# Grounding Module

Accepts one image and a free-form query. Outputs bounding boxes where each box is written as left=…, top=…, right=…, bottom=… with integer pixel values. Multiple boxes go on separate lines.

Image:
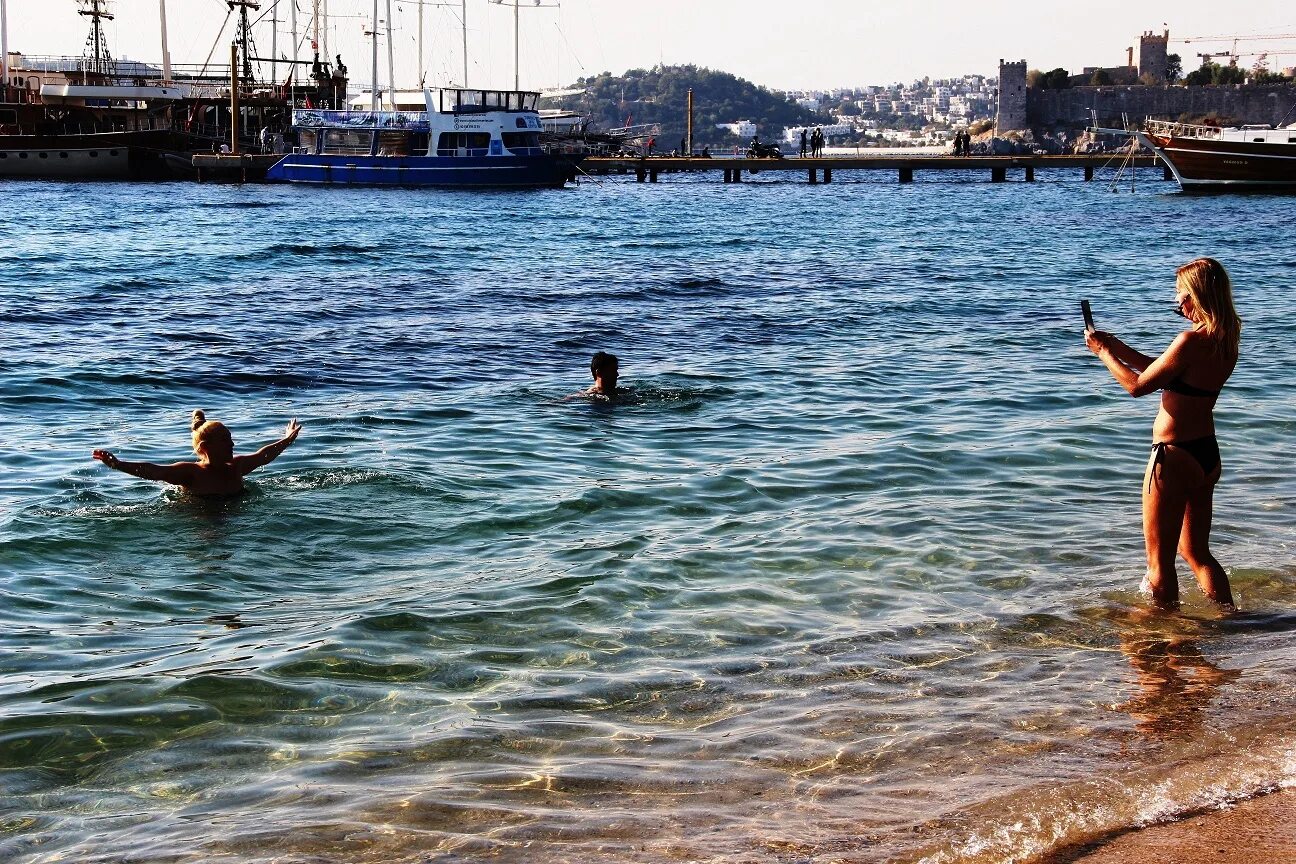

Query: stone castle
left=995, top=29, right=1296, bottom=134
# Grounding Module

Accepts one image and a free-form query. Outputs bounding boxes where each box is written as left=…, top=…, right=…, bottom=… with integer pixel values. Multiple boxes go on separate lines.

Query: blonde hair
left=1177, top=257, right=1241, bottom=357
left=190, top=410, right=234, bottom=462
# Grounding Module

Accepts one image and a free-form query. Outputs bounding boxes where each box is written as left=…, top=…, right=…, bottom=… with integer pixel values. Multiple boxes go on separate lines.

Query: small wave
left=227, top=242, right=376, bottom=262
left=199, top=201, right=284, bottom=210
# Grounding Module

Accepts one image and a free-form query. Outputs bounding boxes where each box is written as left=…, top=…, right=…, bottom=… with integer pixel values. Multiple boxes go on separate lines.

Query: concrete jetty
left=583, top=154, right=1168, bottom=185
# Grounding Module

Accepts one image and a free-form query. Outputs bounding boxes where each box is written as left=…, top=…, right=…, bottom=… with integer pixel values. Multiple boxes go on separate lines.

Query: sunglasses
left=1172, top=296, right=1189, bottom=318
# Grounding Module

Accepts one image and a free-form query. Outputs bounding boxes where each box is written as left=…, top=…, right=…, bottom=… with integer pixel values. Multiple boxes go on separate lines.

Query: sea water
left=2, top=170, right=1295, bottom=864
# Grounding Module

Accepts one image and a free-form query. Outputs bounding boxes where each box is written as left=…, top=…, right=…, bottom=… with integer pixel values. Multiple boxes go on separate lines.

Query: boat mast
left=289, top=0, right=297, bottom=104
left=226, top=0, right=260, bottom=83
left=321, top=0, right=329, bottom=67
left=1, top=0, right=9, bottom=101
left=158, top=0, right=172, bottom=84
left=370, top=0, right=378, bottom=110
left=385, top=0, right=395, bottom=108
left=492, top=0, right=558, bottom=91
left=77, top=0, right=115, bottom=78
left=268, top=0, right=276, bottom=87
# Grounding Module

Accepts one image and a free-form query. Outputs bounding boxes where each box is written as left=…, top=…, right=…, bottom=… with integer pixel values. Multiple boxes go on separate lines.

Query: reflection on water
left=1115, top=611, right=1243, bottom=740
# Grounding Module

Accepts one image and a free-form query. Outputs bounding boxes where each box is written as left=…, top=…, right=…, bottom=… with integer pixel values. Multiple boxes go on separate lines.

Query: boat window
left=455, top=90, right=485, bottom=112
left=299, top=129, right=318, bottom=152
left=19, top=152, right=27, bottom=158
left=521, top=93, right=538, bottom=111
left=485, top=91, right=504, bottom=108
left=89, top=151, right=97, bottom=157
left=322, top=129, right=374, bottom=156
left=502, top=132, right=541, bottom=153
left=376, top=130, right=410, bottom=156
left=1253, top=137, right=1265, bottom=142
left=39, top=152, right=48, bottom=158
left=436, top=132, right=491, bottom=156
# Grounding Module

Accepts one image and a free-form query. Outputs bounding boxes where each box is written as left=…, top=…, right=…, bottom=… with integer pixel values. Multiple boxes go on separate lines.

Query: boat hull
left=265, top=153, right=579, bottom=188
left=0, top=130, right=208, bottom=181
left=1139, top=131, right=1296, bottom=192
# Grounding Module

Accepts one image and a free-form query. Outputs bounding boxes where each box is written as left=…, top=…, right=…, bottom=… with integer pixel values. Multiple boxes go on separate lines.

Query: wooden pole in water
left=686, top=88, right=693, bottom=156
left=230, top=42, right=241, bottom=155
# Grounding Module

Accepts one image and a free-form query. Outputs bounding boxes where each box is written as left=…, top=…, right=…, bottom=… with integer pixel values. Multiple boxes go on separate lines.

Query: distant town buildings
left=775, top=74, right=998, bottom=148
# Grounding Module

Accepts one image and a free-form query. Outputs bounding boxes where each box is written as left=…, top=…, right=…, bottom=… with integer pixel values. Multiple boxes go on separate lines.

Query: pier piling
left=823, top=168, right=832, bottom=183
left=991, top=167, right=1006, bottom=183
left=1024, top=166, right=1034, bottom=182
left=808, top=168, right=817, bottom=185
left=899, top=167, right=913, bottom=184
left=1084, top=166, right=1094, bottom=181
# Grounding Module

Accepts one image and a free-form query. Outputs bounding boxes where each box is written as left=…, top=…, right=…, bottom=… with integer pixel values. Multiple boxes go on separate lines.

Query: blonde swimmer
left=93, top=410, right=302, bottom=497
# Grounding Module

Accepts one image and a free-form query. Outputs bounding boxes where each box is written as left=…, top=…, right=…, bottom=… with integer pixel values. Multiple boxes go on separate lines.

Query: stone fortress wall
left=995, top=28, right=1296, bottom=133
left=1027, top=84, right=1296, bottom=130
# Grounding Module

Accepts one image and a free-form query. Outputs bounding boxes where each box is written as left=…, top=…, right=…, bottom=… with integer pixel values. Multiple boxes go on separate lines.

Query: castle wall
left=1138, top=30, right=1169, bottom=82
left=995, top=59, right=1028, bottom=132
left=1026, top=84, right=1296, bottom=130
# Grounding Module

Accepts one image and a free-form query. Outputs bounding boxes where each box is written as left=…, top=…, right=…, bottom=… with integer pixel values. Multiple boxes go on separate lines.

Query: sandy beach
left=1063, top=790, right=1296, bottom=864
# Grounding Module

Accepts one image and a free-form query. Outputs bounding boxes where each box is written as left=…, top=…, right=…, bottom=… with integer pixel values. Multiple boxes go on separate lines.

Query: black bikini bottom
left=1148, top=436, right=1220, bottom=491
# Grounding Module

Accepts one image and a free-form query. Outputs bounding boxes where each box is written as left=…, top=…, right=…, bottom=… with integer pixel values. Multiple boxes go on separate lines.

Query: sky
left=4, top=1, right=1294, bottom=93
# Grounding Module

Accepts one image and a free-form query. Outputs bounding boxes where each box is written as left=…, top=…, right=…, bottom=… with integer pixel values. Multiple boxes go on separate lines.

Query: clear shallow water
left=2, top=169, right=1296, bottom=864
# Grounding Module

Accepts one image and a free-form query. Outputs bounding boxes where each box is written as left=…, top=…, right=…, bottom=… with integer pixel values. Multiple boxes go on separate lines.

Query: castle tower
left=995, top=59, right=1027, bottom=133
left=1139, top=29, right=1169, bottom=82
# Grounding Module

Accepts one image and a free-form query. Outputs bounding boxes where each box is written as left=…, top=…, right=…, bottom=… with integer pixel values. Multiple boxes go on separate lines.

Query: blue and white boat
left=265, top=87, right=580, bottom=187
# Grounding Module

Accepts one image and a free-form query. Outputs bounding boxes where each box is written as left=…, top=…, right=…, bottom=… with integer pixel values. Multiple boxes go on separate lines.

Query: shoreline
left=1056, top=788, right=1296, bottom=864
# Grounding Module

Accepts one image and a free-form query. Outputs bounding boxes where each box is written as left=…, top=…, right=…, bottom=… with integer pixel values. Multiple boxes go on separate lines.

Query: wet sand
left=1064, top=789, right=1296, bottom=864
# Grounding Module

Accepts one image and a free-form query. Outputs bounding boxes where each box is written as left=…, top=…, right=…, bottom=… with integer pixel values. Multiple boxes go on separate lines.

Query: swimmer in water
left=587, top=351, right=619, bottom=398
left=93, top=410, right=302, bottom=496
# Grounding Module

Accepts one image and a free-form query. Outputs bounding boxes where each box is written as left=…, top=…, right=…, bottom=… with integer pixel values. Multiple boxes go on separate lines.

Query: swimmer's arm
left=232, top=419, right=302, bottom=476
left=92, top=450, right=197, bottom=485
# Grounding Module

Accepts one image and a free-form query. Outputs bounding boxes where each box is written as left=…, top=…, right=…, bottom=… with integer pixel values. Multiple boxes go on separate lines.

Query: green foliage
left=1249, top=68, right=1288, bottom=85
left=1165, top=53, right=1182, bottom=83
left=1089, top=69, right=1113, bottom=86
left=552, top=64, right=829, bottom=147
left=1185, top=62, right=1248, bottom=86
left=1029, top=68, right=1072, bottom=90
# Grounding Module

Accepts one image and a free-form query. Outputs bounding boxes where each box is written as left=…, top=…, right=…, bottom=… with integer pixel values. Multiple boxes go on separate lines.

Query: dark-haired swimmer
left=586, top=351, right=619, bottom=398
left=1086, top=258, right=1240, bottom=608
left=93, top=410, right=302, bottom=497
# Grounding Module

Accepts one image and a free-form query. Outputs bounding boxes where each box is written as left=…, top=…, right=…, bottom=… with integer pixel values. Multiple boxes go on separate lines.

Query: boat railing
left=292, top=109, right=430, bottom=130
left=1144, top=119, right=1225, bottom=140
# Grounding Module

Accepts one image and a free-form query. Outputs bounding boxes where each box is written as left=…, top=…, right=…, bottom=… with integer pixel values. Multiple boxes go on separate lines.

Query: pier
left=583, top=154, right=1169, bottom=185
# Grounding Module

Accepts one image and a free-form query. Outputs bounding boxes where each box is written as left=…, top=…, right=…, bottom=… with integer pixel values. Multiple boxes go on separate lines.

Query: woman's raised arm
left=232, top=420, right=303, bottom=476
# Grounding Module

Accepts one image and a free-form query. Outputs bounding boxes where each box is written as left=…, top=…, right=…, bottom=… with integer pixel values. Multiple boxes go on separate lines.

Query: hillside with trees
left=552, top=64, right=829, bottom=149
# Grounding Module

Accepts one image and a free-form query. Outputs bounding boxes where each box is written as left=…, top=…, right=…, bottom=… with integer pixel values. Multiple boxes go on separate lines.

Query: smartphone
left=1081, top=300, right=1095, bottom=332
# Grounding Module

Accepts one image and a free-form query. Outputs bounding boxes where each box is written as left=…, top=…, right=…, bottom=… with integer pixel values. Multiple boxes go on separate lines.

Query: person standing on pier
left=1085, top=258, right=1241, bottom=609
left=800, top=128, right=808, bottom=158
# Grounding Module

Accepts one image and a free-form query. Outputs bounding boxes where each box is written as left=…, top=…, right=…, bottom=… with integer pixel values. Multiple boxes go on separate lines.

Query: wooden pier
left=583, top=154, right=1168, bottom=185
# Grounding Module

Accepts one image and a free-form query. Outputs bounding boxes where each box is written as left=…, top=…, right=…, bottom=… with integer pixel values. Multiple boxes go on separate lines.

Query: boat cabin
left=293, top=87, right=545, bottom=159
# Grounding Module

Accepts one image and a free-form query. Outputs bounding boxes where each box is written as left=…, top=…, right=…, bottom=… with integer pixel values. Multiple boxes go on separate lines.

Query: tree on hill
left=1027, top=68, right=1071, bottom=90
left=552, top=64, right=830, bottom=149
left=1185, top=62, right=1246, bottom=86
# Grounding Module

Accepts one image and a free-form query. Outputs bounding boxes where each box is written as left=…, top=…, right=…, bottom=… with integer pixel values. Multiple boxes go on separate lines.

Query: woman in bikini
left=1086, top=257, right=1241, bottom=608
left=93, top=410, right=302, bottom=497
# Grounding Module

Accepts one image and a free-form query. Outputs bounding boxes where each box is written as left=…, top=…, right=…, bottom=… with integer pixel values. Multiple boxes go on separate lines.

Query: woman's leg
left=1143, top=449, right=1190, bottom=607
left=1178, top=469, right=1234, bottom=606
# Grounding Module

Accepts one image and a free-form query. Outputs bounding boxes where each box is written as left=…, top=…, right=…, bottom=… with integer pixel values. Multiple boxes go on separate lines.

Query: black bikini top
left=1163, top=376, right=1220, bottom=398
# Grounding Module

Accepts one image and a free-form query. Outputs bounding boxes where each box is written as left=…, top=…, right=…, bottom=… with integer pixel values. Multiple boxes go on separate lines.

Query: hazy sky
left=5, top=1, right=1294, bottom=92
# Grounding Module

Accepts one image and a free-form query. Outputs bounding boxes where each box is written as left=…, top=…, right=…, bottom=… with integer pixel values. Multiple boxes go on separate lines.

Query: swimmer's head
left=191, top=410, right=234, bottom=463
left=590, top=351, right=619, bottom=390
left=1176, top=257, right=1240, bottom=355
